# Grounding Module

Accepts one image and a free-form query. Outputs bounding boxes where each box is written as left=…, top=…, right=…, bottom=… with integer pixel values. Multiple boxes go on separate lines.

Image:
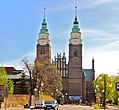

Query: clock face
left=73, top=57, right=78, bottom=62
left=41, top=50, right=45, bottom=54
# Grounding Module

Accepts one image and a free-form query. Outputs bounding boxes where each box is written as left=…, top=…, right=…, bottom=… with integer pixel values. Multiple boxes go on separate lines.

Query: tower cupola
left=73, top=16, right=78, bottom=24
left=40, top=7, right=48, bottom=34
left=37, top=6, right=50, bottom=46
left=69, top=6, right=82, bottom=45
left=72, top=6, right=80, bottom=33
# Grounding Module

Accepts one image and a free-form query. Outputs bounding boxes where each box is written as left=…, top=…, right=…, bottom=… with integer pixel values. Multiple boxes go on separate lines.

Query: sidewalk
left=107, top=106, right=119, bottom=110
left=93, top=106, right=119, bottom=110
left=0, top=107, right=24, bottom=110
left=0, top=108, right=24, bottom=110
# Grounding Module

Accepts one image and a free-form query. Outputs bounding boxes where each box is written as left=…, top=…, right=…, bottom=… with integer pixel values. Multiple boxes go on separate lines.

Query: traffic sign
left=116, top=82, right=119, bottom=91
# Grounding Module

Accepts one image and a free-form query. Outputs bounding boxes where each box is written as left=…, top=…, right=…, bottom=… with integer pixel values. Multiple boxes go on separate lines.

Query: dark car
left=44, top=100, right=59, bottom=110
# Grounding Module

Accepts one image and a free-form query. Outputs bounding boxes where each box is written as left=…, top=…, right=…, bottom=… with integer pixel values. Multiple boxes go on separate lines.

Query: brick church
left=35, top=7, right=95, bottom=104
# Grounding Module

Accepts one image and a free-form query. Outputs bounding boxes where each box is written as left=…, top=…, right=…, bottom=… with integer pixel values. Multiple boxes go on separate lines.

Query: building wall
left=68, top=41, right=86, bottom=102
left=69, top=44, right=82, bottom=67
left=36, top=44, right=51, bottom=63
left=53, top=52, right=86, bottom=103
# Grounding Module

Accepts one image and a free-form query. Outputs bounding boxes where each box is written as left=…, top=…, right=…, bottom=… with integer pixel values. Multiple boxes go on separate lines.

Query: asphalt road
left=1, top=104, right=119, bottom=110
left=26, top=105, right=94, bottom=110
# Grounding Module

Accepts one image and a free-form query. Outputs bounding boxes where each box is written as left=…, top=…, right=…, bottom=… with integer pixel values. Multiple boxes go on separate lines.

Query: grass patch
left=93, top=104, right=108, bottom=109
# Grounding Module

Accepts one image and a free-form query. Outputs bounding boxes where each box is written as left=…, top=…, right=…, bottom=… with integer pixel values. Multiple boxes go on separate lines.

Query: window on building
left=63, top=71, right=66, bottom=77
left=58, top=59, right=60, bottom=68
left=60, top=71, right=62, bottom=77
left=74, top=50, right=78, bottom=57
left=66, top=70, right=68, bottom=77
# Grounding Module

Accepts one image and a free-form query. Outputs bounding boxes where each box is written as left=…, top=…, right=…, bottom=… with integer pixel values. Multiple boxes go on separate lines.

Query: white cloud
left=78, top=0, right=119, bottom=10
left=83, top=50, right=119, bottom=76
left=0, top=51, right=35, bottom=70
left=112, top=24, right=119, bottom=28
left=95, top=0, right=113, bottom=4
left=47, top=0, right=115, bottom=12
left=82, top=29, right=111, bottom=38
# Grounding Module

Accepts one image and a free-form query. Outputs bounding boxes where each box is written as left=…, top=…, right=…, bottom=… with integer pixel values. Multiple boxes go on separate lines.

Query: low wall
left=0, top=94, right=35, bottom=109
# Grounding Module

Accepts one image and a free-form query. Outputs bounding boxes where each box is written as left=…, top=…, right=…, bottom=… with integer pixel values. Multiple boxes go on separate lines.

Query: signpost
left=116, top=82, right=119, bottom=105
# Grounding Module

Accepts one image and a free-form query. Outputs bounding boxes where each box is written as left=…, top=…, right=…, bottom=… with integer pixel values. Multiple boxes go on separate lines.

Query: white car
left=44, top=100, right=59, bottom=110
left=35, top=100, right=45, bottom=109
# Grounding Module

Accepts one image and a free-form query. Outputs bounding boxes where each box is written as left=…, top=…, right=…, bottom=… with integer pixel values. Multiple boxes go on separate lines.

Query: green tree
left=94, top=74, right=119, bottom=104
left=33, top=61, right=62, bottom=96
left=0, top=67, right=14, bottom=95
left=17, top=72, right=29, bottom=94
left=22, top=57, right=62, bottom=98
left=93, top=73, right=112, bottom=103
left=109, top=76, right=119, bottom=104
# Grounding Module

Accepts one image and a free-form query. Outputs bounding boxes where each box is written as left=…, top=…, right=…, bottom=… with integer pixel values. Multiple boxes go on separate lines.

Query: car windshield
left=36, top=101, right=43, bottom=104
left=45, top=101, right=55, bottom=104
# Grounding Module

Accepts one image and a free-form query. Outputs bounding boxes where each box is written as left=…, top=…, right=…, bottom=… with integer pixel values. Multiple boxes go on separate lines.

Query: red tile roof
left=4, top=67, right=16, bottom=74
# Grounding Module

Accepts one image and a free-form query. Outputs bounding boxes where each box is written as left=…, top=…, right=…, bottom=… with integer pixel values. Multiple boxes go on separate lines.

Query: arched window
left=74, top=50, right=78, bottom=57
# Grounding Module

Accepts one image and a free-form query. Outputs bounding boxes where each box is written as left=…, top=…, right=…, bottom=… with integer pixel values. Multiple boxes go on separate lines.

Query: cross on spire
left=75, top=4, right=77, bottom=18
left=73, top=4, right=78, bottom=25
left=44, top=4, right=46, bottom=20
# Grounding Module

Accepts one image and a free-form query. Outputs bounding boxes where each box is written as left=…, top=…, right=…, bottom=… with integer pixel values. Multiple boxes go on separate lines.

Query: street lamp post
left=55, top=89, right=58, bottom=99
left=103, top=74, right=106, bottom=110
left=29, top=71, right=32, bottom=107
left=95, top=85, right=99, bottom=104
left=65, top=93, right=68, bottom=104
left=38, top=82, right=44, bottom=100
left=34, top=88, right=39, bottom=100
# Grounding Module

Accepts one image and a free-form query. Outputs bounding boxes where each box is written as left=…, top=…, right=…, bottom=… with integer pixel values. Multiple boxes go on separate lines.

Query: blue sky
left=0, top=0, right=119, bottom=76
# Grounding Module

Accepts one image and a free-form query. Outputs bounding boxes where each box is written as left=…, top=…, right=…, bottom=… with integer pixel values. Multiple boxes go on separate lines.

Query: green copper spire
left=40, top=6, right=48, bottom=34
left=71, top=6, right=80, bottom=33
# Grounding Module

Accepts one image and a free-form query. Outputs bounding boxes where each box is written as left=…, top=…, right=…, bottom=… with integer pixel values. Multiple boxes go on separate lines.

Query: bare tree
left=22, top=57, right=34, bottom=106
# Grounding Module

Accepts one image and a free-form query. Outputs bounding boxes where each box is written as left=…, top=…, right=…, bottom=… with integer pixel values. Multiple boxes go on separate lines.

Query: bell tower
left=68, top=6, right=86, bottom=102
left=36, top=7, right=51, bottom=63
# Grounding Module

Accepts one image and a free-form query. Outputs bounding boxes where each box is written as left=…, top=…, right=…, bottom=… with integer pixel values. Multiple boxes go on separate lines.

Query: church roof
left=40, top=18, right=48, bottom=34
left=83, top=69, right=93, bottom=81
left=4, top=67, right=16, bottom=74
left=8, top=73, right=30, bottom=79
left=2, top=67, right=30, bottom=79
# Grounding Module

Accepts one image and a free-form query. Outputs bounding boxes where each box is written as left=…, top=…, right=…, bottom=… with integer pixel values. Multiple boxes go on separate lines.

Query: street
left=1, top=104, right=118, bottom=110
left=3, top=104, right=119, bottom=110
left=0, top=105, right=94, bottom=110
left=25, top=105, right=94, bottom=110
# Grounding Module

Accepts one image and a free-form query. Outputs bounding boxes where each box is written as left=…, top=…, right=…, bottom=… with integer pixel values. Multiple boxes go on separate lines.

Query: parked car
left=34, top=100, right=45, bottom=109
left=44, top=100, right=59, bottom=110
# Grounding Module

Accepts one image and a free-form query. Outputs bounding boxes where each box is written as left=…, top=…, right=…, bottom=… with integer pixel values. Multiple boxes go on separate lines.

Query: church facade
left=35, top=7, right=95, bottom=104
